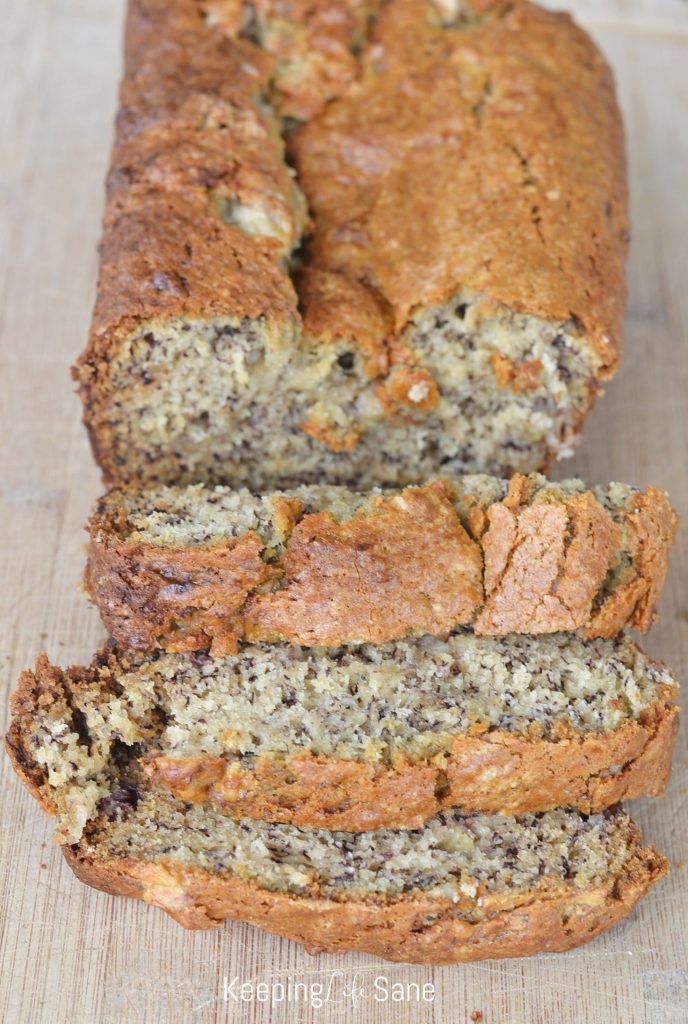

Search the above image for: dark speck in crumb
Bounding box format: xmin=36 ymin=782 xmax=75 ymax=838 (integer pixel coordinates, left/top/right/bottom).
xmin=98 ymin=784 xmax=139 ymax=820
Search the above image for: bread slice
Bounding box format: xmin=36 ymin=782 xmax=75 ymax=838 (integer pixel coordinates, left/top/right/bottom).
xmin=75 ymin=0 xmax=629 ymax=489
xmin=58 ymin=807 xmax=666 ymax=962
xmin=7 ymin=632 xmax=678 ymax=832
xmin=85 ymin=474 xmax=677 ymax=653
xmin=5 ymin=693 xmax=667 ymax=961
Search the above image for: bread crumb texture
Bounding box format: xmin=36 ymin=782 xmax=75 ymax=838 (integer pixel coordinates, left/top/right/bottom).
xmin=4 ymin=658 xmax=668 ymax=915
xmin=6 ymin=630 xmax=677 ymax=832
xmin=8 ymin=708 xmax=670 ymax=963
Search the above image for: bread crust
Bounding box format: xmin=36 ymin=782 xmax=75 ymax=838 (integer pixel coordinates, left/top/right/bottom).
xmin=244 ymin=480 xmax=484 ymax=645
xmin=85 ymin=478 xmax=678 ymax=650
xmin=84 ymin=525 xmax=279 ymax=656
xmin=584 ymin=487 xmax=679 ymax=636
xmin=292 ymin=0 xmax=628 ymax=372
xmin=5 ymin=655 xmax=672 ymax=960
xmin=61 ymin=842 xmax=667 ymax=962
xmin=203 ymin=0 xmax=381 ymax=121
xmin=74 ymin=0 xmax=301 ymax=478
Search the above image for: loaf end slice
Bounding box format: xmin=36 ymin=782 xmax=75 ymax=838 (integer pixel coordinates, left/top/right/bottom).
xmin=76 ymin=0 xmax=630 ymax=488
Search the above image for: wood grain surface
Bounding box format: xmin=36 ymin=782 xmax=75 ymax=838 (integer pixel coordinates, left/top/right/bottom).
xmin=0 ymin=1 xmax=686 ymax=1022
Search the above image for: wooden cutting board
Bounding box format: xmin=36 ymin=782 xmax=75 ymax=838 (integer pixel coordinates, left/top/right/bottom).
xmin=0 ymin=2 xmax=686 ymax=1021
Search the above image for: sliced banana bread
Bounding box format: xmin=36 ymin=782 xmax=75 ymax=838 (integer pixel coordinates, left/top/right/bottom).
xmin=5 ymin=699 xmax=667 ymax=961
xmin=7 ymin=632 xmax=678 ymax=832
xmin=85 ymin=475 xmax=677 ymax=652
xmin=75 ymin=0 xmax=629 ymax=488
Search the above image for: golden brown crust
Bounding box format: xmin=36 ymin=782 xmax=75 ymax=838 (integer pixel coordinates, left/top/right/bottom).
xmin=61 ymin=843 xmax=667 ymax=961
xmin=85 ymin=524 xmax=279 ymax=656
xmin=292 ymin=0 xmax=628 ymax=371
xmin=145 ymin=753 xmax=442 ymax=830
xmin=85 ymin=478 xmax=677 ymax=650
xmin=585 ymin=487 xmax=679 ymax=638
xmin=120 ymin=1 xmax=274 ymax=117
xmin=88 ymin=191 xmax=297 ymax=368
xmin=74 ymin=1 xmax=300 ymax=478
xmin=87 ymin=479 xmax=486 ymax=649
xmin=473 ymin=489 xmax=621 ymax=635
xmin=143 ymin=691 xmax=679 ymax=828
xmin=106 ymin=111 xmax=303 ymax=252
xmin=297 ymin=267 xmax=391 ymax=374
xmin=443 ymin=696 xmax=679 ymax=816
xmin=244 ymin=479 xmax=483 ymax=645
xmin=203 ymin=0 xmax=381 ymax=121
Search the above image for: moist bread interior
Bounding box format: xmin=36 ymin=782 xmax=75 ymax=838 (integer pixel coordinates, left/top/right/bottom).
xmin=18 ymin=631 xmax=674 ymax=841
xmin=83 ymin=798 xmax=641 ymax=905
xmin=103 ymin=290 xmax=602 ymax=487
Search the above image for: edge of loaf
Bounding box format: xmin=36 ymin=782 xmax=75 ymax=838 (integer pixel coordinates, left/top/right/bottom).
xmin=84 ymin=474 xmax=678 ymax=652
xmin=73 ymin=0 xmax=629 ymax=488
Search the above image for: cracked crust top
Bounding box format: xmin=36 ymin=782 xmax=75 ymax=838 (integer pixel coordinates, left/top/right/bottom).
xmin=85 ymin=475 xmax=678 ymax=652
xmin=292 ymin=0 xmax=628 ymax=371
xmin=200 ymin=0 xmax=627 ymax=370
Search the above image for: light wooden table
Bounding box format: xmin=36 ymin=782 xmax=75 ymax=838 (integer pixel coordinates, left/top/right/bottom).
xmin=1 ymin=2 xmax=686 ymax=1022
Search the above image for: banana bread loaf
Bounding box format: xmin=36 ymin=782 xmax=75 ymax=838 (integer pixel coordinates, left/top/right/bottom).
xmin=5 ymin=699 xmax=667 ymax=960
xmin=7 ymin=632 xmax=678 ymax=832
xmin=74 ymin=0 xmax=628 ymax=489
xmin=85 ymin=475 xmax=677 ymax=653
